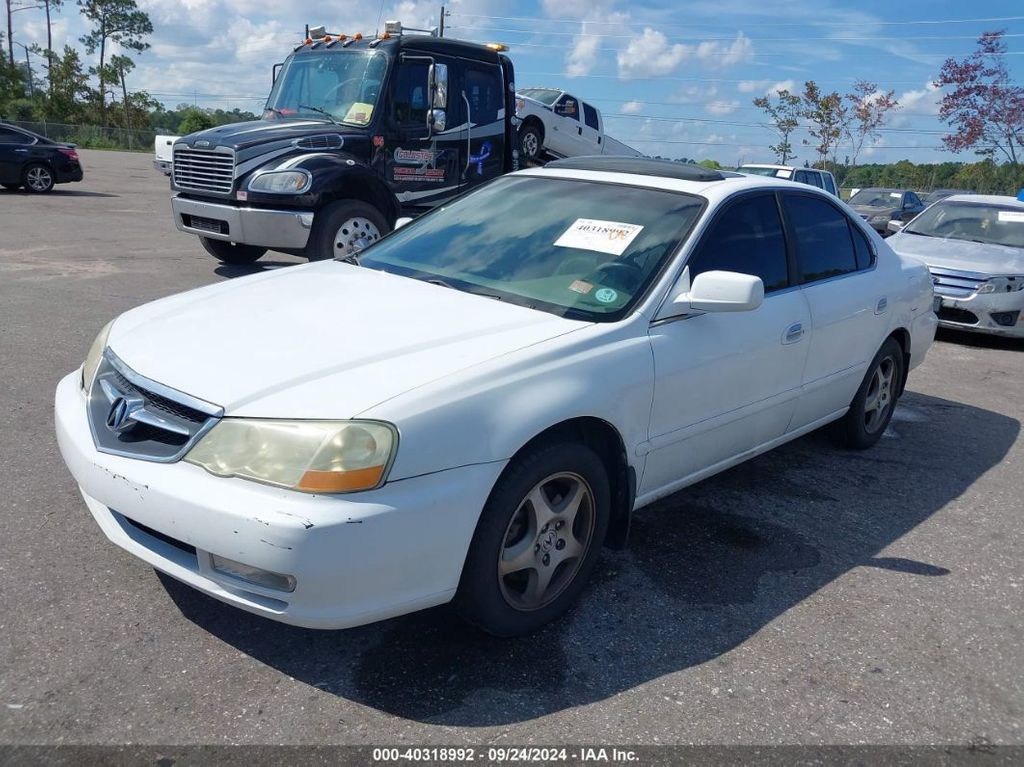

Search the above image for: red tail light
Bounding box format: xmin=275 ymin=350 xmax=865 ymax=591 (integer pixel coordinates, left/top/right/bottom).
xmin=58 ymin=148 xmax=79 ymax=161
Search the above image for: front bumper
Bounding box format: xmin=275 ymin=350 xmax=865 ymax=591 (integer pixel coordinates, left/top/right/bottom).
xmin=153 ymin=159 xmax=171 ymax=175
xmin=934 ymin=291 xmax=1024 ymax=338
xmin=171 ymin=195 xmax=314 ymax=250
xmin=54 ymin=372 xmax=505 ymax=629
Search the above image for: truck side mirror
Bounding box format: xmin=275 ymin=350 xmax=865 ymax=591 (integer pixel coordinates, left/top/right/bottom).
xmin=427 ymin=109 xmax=447 ymax=132
xmin=272 ymin=62 xmax=283 ymax=85
xmin=428 ymin=62 xmax=448 ymax=109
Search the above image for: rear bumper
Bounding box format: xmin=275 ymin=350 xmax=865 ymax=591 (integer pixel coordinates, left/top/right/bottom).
xmin=171 ymin=195 xmax=314 ymax=249
xmin=56 ymin=164 xmax=83 ymax=183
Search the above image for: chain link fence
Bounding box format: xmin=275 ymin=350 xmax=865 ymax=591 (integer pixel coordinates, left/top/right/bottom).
xmin=1 ymin=120 xmax=158 ymax=151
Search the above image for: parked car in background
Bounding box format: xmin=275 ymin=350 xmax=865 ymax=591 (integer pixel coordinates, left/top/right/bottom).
xmin=154 ymin=134 xmax=179 ymax=175
xmin=924 ymin=188 xmax=974 ymax=205
xmin=55 ymin=157 xmax=936 ymax=637
xmin=0 ymin=123 xmax=83 ymax=193
xmin=888 ymin=194 xmax=1024 ymax=338
xmin=515 ymin=87 xmax=643 ymax=163
xmin=848 ymin=188 xmax=926 ymax=235
xmin=737 ymin=164 xmax=839 ymax=197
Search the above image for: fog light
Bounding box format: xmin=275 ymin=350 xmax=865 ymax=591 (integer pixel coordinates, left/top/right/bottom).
xmin=210 ymin=554 xmax=296 ymax=593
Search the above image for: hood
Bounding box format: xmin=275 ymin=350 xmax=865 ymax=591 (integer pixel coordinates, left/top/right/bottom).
xmin=179 ymin=119 xmax=361 ymax=152
xmin=107 ymin=263 xmax=587 ymax=419
xmin=850 ymin=204 xmax=897 ymax=217
xmin=888 ymin=232 xmax=1024 ymax=275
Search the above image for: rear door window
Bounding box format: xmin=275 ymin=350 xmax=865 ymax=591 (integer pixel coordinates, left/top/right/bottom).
xmin=0 ymin=127 xmax=34 ymax=144
xmin=822 ymin=174 xmax=838 ymax=195
xmin=783 ymin=194 xmax=860 ymax=283
xmin=686 ymin=193 xmax=790 ymax=293
xmin=582 ymin=103 xmax=599 ymax=130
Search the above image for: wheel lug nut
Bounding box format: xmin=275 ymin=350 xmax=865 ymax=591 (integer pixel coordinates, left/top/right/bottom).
xmin=555 ymin=539 xmax=565 ymax=550
xmin=542 ymin=553 xmax=550 ymax=566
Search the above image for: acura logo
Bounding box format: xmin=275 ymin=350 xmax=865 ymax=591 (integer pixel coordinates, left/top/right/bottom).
xmin=106 ymin=395 xmax=144 ymax=433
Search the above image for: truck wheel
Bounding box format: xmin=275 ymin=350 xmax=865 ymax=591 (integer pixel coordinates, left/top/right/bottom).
xmin=520 ymin=124 xmax=543 ymax=163
xmin=454 ymin=441 xmax=610 ymax=637
xmin=199 ymin=237 xmax=267 ymax=265
xmin=308 ymin=200 xmax=389 ymax=261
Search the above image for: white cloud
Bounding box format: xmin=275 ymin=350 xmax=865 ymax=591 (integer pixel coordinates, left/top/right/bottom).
xmin=705 ymin=99 xmax=739 ymax=116
xmin=737 ymin=79 xmax=770 ymax=94
xmin=621 ymin=100 xmax=644 ymax=114
xmin=695 ymin=32 xmax=753 ymax=68
xmin=618 ymin=27 xmax=688 ymax=79
xmin=566 ymin=27 xmax=601 ymax=78
xmin=897 ymin=81 xmax=941 ymax=116
xmin=669 ymin=84 xmax=718 ymax=104
xmin=767 ymin=79 xmax=796 ymax=95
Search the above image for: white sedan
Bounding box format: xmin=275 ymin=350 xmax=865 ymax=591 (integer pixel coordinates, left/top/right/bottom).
xmin=55 ymin=157 xmax=937 ymax=637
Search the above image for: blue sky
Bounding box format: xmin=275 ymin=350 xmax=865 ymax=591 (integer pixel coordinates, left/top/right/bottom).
xmin=11 ymin=0 xmax=1024 ymax=164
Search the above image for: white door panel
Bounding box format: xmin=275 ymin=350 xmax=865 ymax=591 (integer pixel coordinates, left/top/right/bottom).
xmin=640 ymin=289 xmax=811 ymax=496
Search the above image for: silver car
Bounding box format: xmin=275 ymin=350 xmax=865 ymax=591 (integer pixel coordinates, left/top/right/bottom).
xmin=887 ymin=194 xmax=1024 ymax=338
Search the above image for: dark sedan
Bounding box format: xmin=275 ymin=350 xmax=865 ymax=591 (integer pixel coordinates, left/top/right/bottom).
xmin=0 ymin=123 xmax=83 ymax=193
xmin=848 ymin=187 xmax=926 ymax=236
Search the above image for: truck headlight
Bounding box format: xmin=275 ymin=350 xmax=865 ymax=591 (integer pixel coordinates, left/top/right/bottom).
xmin=81 ymin=320 xmax=113 ymax=391
xmin=977 ymin=277 xmax=1024 ymax=294
xmin=185 ymin=419 xmax=397 ymax=493
xmin=247 ymin=170 xmax=311 ymax=194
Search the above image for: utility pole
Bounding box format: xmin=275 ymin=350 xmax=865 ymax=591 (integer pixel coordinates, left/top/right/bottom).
xmin=12 ymin=39 xmax=33 ymax=97
xmin=439 ymin=5 xmax=445 ymax=38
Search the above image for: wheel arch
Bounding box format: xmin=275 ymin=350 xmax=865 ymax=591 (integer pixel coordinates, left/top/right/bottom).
xmin=502 ymin=416 xmax=635 ymax=550
xmin=887 ymin=327 xmax=912 ymax=396
xmin=312 ymin=164 xmax=400 ymax=226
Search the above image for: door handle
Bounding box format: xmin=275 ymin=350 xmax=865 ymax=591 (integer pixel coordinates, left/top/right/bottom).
xmin=783 ymin=323 xmax=804 ymax=344
xmin=577 ymin=126 xmax=583 ymax=135
xmin=14 ymin=149 xmax=28 ymax=153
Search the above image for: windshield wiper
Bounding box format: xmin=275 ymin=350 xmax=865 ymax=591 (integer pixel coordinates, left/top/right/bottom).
xmin=904 ymin=229 xmax=934 ymax=237
xmin=298 ymin=104 xmax=340 ymax=125
xmin=424 ymin=277 xmax=505 ymax=301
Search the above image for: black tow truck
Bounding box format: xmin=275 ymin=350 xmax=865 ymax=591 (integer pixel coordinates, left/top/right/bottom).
xmin=170 ymin=21 xmax=518 ymax=264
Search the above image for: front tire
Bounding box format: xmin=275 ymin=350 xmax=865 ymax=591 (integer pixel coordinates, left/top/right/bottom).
xmin=455 ymin=442 xmax=610 ymax=637
xmin=22 ymin=164 xmax=55 ymax=193
xmin=833 ymin=337 xmax=904 ymax=449
xmin=199 ymin=237 xmax=267 ymax=265
xmin=520 ymin=123 xmax=543 ymax=163
xmin=307 ymin=199 xmax=389 ymax=261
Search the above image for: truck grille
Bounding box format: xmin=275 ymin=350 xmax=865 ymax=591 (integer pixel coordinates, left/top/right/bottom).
xmin=87 ymin=352 xmax=223 ymax=463
xmin=929 ymin=266 xmax=989 ymax=298
xmin=173 ymin=147 xmax=235 ymax=195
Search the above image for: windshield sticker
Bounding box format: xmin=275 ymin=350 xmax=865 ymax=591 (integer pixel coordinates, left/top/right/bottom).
xmin=997 ymin=211 xmax=1024 ymax=223
xmin=555 ymin=218 xmax=645 ymax=256
xmin=344 ymin=102 xmax=374 ymax=125
xmin=595 ymin=288 xmax=618 ymax=304
xmin=889 ymin=192 xmax=902 ymax=199
xmin=777 ymin=169 xmax=793 ymax=179
xmin=569 ymin=279 xmax=593 ymax=295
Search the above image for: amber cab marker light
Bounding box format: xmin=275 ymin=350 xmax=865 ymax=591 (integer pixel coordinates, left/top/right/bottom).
xmin=304 ymin=37 xmax=313 ymax=45
xmin=354 ymin=32 xmax=363 ymax=40
xmin=323 ymin=34 xmax=332 ymax=42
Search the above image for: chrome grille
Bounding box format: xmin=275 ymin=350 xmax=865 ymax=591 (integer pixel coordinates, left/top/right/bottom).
xmin=173 ymin=147 xmax=235 ymax=195
xmin=87 ymin=352 xmax=222 ymax=463
xmin=928 ymin=266 xmax=989 ymax=298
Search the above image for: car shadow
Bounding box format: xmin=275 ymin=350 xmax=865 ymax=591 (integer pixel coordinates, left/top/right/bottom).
xmin=159 ymin=391 xmax=1018 ymax=725
xmin=214 ymin=260 xmax=302 ymax=279
xmin=936 ymin=327 xmax=1023 ymax=351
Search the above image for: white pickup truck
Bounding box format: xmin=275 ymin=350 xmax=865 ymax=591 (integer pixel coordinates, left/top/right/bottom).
xmin=153 ymin=134 xmax=180 ymax=175
xmin=516 ymin=88 xmax=643 ymax=163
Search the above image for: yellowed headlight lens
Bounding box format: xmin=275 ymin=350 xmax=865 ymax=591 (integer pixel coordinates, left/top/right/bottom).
xmin=81 ymin=320 xmax=113 ymax=391
xmin=185 ymin=419 xmax=397 ymax=493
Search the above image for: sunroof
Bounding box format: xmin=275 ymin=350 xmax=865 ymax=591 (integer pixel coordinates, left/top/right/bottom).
xmin=544 ymin=156 xmax=732 ymax=182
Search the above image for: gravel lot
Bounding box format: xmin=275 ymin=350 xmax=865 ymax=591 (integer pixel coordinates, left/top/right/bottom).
xmin=0 ymin=149 xmax=1021 ymax=747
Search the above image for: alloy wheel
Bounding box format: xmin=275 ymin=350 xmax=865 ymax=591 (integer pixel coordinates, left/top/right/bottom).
xmin=864 ymin=356 xmax=896 ymax=434
xmin=26 ymin=166 xmax=53 ymax=192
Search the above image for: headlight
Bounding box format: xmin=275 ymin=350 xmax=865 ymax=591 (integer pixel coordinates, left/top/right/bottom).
xmin=977 ymin=276 xmax=1024 ymax=294
xmin=247 ymin=170 xmax=311 ymax=194
xmin=81 ymin=320 xmax=113 ymax=391
xmin=185 ymin=419 xmax=397 ymax=494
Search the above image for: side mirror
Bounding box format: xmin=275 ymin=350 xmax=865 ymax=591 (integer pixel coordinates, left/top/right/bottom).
xmin=657 ymin=270 xmax=764 ymax=319
xmin=272 ymin=63 xmax=283 ymax=84
xmin=887 ymin=219 xmax=905 ymax=234
xmin=427 ymin=108 xmax=447 ymax=132
xmin=428 ymin=62 xmax=448 ymax=109
xmin=394 ymin=216 xmax=414 ymax=230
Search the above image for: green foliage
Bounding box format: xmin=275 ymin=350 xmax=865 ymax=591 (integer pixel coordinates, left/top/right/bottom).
xmin=836 ymin=159 xmax=1024 ymax=195
xmin=752 ymin=89 xmax=802 ymax=164
xmin=177 ymin=107 xmax=216 ymax=135
xmin=697 ymin=159 xmax=722 ymax=169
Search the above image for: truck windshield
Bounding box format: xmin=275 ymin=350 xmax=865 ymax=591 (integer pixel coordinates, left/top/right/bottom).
xmin=265 ymin=51 xmax=389 ymax=127
xmin=357 ymin=176 xmax=705 ymax=321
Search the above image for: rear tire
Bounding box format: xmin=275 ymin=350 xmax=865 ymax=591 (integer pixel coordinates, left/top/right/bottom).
xmin=833 ymin=337 xmax=904 ymax=450
xmin=22 ymin=163 xmax=55 ymax=193
xmin=455 ymin=441 xmax=610 ymax=637
xmin=307 ymin=199 xmax=389 ymax=261
xmin=199 ymin=237 xmax=267 ymax=265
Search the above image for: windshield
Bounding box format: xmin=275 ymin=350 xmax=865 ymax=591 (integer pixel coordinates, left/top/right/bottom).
xmin=904 ymin=201 xmax=1024 ymax=249
xmin=739 ymin=166 xmax=783 ymax=177
xmin=265 ymin=51 xmax=389 ymax=127
xmin=357 ymin=176 xmax=705 ymax=321
xmin=519 ymin=88 xmax=561 ymax=105
xmin=849 ymin=189 xmax=902 ymax=207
